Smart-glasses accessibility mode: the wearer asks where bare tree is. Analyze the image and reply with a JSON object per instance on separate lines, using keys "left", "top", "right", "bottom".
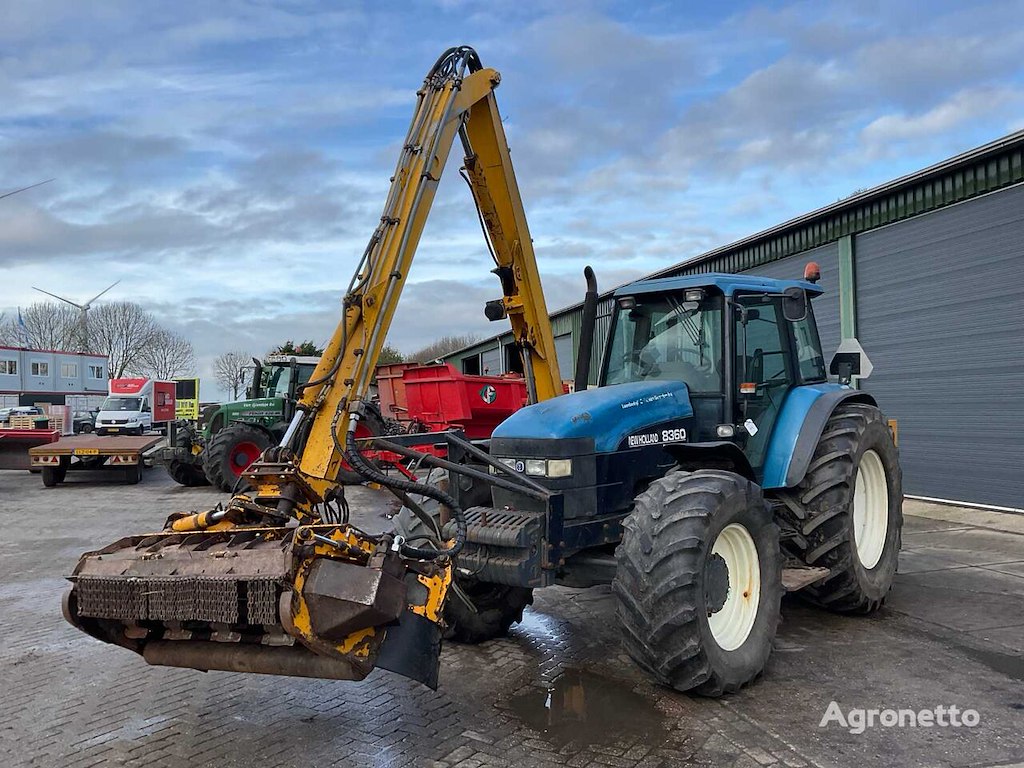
{"left": 1, "top": 301, "right": 80, "bottom": 350}
{"left": 88, "top": 302, "right": 160, "bottom": 378}
{"left": 408, "top": 334, "right": 480, "bottom": 363}
{"left": 130, "top": 328, "right": 195, "bottom": 380}
{"left": 214, "top": 351, "right": 251, "bottom": 400}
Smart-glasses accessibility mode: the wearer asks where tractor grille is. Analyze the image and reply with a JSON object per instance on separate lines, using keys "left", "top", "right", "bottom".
{"left": 76, "top": 575, "right": 281, "bottom": 625}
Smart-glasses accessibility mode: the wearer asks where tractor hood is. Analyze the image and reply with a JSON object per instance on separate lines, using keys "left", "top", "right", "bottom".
{"left": 492, "top": 380, "right": 693, "bottom": 454}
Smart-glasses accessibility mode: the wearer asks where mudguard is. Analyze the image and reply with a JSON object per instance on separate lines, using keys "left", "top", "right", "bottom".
{"left": 761, "top": 384, "right": 876, "bottom": 489}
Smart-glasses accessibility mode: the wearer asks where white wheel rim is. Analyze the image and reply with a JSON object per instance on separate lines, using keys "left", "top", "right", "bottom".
{"left": 707, "top": 523, "right": 760, "bottom": 652}
{"left": 853, "top": 449, "right": 889, "bottom": 569}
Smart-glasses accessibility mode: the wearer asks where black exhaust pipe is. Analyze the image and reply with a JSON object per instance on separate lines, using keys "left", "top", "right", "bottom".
{"left": 574, "top": 266, "right": 598, "bottom": 393}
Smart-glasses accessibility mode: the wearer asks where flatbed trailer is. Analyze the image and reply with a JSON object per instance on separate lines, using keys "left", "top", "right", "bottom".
{"left": 29, "top": 434, "right": 163, "bottom": 487}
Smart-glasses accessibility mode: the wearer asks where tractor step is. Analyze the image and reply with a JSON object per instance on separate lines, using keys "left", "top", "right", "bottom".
{"left": 781, "top": 565, "right": 830, "bottom": 592}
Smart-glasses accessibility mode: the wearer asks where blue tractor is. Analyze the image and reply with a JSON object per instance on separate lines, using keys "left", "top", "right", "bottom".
{"left": 395, "top": 267, "right": 902, "bottom": 695}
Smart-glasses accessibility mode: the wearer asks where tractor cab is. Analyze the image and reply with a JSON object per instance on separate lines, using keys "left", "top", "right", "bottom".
{"left": 600, "top": 272, "right": 827, "bottom": 475}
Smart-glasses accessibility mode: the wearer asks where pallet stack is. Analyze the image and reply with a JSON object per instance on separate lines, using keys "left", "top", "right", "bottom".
{"left": 8, "top": 413, "right": 65, "bottom": 432}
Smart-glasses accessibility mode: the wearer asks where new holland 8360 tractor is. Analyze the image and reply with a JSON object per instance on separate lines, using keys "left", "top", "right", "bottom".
{"left": 63, "top": 46, "right": 901, "bottom": 698}
{"left": 395, "top": 266, "right": 902, "bottom": 695}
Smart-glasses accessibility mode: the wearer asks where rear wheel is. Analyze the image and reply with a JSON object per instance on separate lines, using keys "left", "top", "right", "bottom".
{"left": 166, "top": 458, "right": 210, "bottom": 487}
{"left": 203, "top": 424, "right": 273, "bottom": 492}
{"left": 392, "top": 473, "right": 533, "bottom": 643}
{"left": 778, "top": 403, "right": 902, "bottom": 613}
{"left": 613, "top": 470, "right": 782, "bottom": 696}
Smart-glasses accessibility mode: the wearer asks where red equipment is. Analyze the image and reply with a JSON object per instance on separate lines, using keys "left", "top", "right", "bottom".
{"left": 369, "top": 363, "right": 529, "bottom": 476}
{"left": 402, "top": 363, "right": 526, "bottom": 439}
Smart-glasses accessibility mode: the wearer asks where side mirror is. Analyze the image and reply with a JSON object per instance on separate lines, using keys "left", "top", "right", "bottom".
{"left": 829, "top": 352, "right": 860, "bottom": 385}
{"left": 782, "top": 287, "right": 807, "bottom": 322}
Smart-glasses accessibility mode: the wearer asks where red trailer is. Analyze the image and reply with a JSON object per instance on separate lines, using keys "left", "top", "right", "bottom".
{"left": 366, "top": 363, "right": 529, "bottom": 477}
{"left": 401, "top": 363, "right": 527, "bottom": 439}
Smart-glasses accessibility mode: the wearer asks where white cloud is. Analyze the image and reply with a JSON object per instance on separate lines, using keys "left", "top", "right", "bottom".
{"left": 2, "top": 0, "right": 1023, "bottom": 398}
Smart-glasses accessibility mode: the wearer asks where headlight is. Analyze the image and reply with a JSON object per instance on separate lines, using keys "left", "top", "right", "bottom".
{"left": 524, "top": 459, "right": 547, "bottom": 476}
{"left": 546, "top": 459, "right": 572, "bottom": 478}
{"left": 494, "top": 457, "right": 572, "bottom": 478}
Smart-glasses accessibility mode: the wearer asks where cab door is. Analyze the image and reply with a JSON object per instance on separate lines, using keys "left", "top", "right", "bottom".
{"left": 733, "top": 294, "right": 795, "bottom": 474}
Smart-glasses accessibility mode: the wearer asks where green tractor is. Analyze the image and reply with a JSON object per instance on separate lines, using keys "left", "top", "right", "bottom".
{"left": 162, "top": 355, "right": 320, "bottom": 491}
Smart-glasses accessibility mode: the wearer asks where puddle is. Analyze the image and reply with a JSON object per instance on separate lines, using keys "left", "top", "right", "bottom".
{"left": 507, "top": 668, "right": 669, "bottom": 748}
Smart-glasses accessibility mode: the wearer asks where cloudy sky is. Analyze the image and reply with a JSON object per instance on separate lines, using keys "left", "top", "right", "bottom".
{"left": 2, "top": 0, "right": 1023, "bottom": 397}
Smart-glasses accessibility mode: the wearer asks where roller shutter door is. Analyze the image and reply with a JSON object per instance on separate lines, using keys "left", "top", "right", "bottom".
{"left": 743, "top": 242, "right": 842, "bottom": 358}
{"left": 856, "top": 183, "right": 1024, "bottom": 508}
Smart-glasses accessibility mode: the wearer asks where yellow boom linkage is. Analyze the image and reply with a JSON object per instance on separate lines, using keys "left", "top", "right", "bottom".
{"left": 62, "top": 46, "right": 561, "bottom": 690}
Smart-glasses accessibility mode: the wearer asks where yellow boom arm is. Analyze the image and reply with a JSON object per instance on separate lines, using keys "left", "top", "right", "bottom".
{"left": 287, "top": 46, "right": 561, "bottom": 496}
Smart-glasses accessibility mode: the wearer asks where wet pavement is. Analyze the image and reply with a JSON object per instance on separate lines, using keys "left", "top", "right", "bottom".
{"left": 0, "top": 468, "right": 1022, "bottom": 768}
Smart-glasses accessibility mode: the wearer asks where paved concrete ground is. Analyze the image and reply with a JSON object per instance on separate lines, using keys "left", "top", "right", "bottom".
{"left": 0, "top": 467, "right": 1021, "bottom": 768}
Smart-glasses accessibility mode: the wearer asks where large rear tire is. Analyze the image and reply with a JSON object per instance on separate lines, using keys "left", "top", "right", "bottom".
{"left": 613, "top": 470, "right": 782, "bottom": 696}
{"left": 778, "top": 403, "right": 902, "bottom": 613}
{"left": 392, "top": 473, "right": 533, "bottom": 643}
{"left": 166, "top": 458, "right": 210, "bottom": 487}
{"left": 203, "top": 423, "right": 273, "bottom": 492}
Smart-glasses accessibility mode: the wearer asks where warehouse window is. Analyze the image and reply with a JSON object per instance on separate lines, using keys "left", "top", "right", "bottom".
{"left": 461, "top": 356, "right": 480, "bottom": 375}
{"left": 503, "top": 344, "right": 524, "bottom": 375}
{"left": 31, "top": 362, "right": 49, "bottom": 377}
{"left": 481, "top": 347, "right": 501, "bottom": 375}
{"left": 61, "top": 363, "right": 78, "bottom": 378}
{"left": 88, "top": 365, "right": 104, "bottom": 379}
{"left": 0, "top": 360, "right": 16, "bottom": 375}
{"left": 554, "top": 333, "right": 574, "bottom": 380}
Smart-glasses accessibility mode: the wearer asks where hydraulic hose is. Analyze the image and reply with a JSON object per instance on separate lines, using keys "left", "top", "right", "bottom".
{"left": 342, "top": 403, "right": 467, "bottom": 560}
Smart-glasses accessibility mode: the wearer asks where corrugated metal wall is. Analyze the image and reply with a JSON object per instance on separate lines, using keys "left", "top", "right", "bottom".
{"left": 856, "top": 183, "right": 1024, "bottom": 508}
{"left": 742, "top": 242, "right": 842, "bottom": 359}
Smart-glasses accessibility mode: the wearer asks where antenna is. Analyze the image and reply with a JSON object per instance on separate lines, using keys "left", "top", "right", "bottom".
{"left": 31, "top": 280, "right": 120, "bottom": 352}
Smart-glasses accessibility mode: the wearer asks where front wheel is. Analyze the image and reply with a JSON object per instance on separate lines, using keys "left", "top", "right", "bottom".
{"left": 203, "top": 423, "right": 273, "bottom": 492}
{"left": 779, "top": 403, "right": 903, "bottom": 613}
{"left": 392, "top": 475, "right": 532, "bottom": 643}
{"left": 613, "top": 470, "right": 782, "bottom": 696}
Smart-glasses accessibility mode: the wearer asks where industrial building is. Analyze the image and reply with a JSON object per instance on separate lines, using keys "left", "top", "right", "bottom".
{"left": 446, "top": 131, "right": 1024, "bottom": 510}
{"left": 0, "top": 346, "right": 110, "bottom": 410}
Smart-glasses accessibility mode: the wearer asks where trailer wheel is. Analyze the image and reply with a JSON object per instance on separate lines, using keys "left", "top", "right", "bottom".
{"left": 613, "top": 470, "right": 782, "bottom": 696}
{"left": 166, "top": 459, "right": 210, "bottom": 487}
{"left": 42, "top": 466, "right": 66, "bottom": 487}
{"left": 392, "top": 473, "right": 533, "bottom": 643}
{"left": 203, "top": 423, "right": 273, "bottom": 492}
{"left": 124, "top": 462, "right": 143, "bottom": 485}
{"left": 778, "top": 403, "right": 902, "bottom": 613}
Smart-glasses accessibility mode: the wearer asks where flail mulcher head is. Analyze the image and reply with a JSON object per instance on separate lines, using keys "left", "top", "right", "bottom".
{"left": 63, "top": 494, "right": 454, "bottom": 689}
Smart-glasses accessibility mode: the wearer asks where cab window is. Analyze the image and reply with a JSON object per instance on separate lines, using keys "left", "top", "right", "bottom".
{"left": 604, "top": 294, "right": 723, "bottom": 392}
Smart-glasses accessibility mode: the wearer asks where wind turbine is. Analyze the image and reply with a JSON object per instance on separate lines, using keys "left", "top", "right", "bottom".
{"left": 32, "top": 281, "right": 120, "bottom": 352}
